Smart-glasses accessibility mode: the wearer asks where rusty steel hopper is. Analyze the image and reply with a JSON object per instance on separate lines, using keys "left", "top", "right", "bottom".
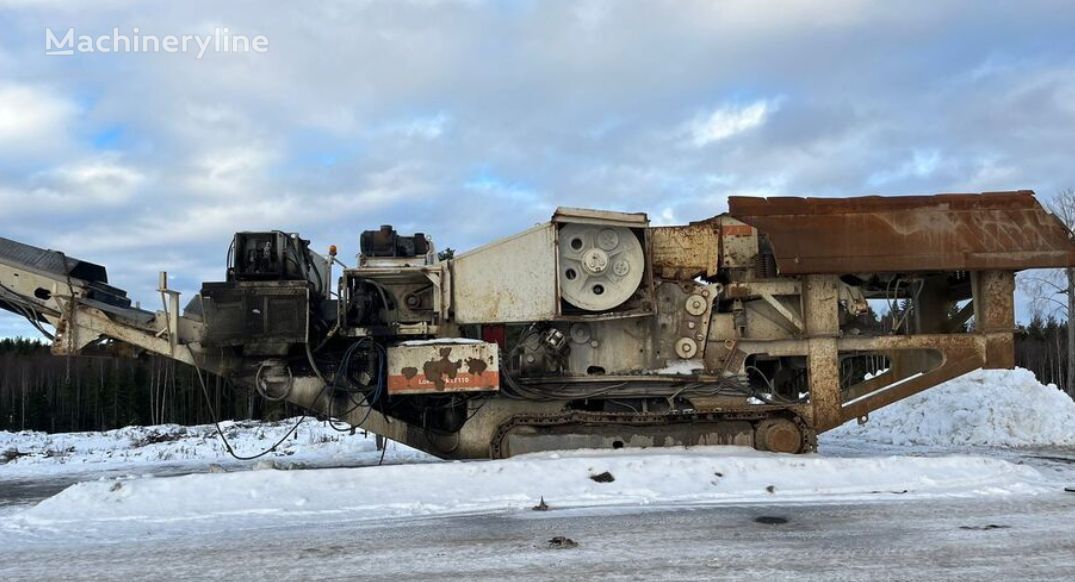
{"left": 728, "top": 190, "right": 1075, "bottom": 274}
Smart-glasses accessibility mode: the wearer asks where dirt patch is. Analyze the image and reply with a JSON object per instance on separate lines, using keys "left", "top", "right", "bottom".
{"left": 131, "top": 431, "right": 185, "bottom": 448}
{"left": 44, "top": 446, "right": 74, "bottom": 458}
{"left": 548, "top": 536, "right": 578, "bottom": 549}
{"left": 754, "top": 516, "right": 788, "bottom": 525}
{"left": 589, "top": 471, "right": 615, "bottom": 483}
{"left": 0, "top": 448, "right": 30, "bottom": 464}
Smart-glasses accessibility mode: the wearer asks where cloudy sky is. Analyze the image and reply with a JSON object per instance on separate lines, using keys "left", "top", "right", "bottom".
{"left": 2, "top": 0, "right": 1075, "bottom": 337}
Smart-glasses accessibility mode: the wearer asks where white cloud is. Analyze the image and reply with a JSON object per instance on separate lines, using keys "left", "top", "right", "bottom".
{"left": 0, "top": 83, "right": 77, "bottom": 151}
{"left": 52, "top": 196, "right": 313, "bottom": 254}
{"left": 0, "top": 155, "right": 145, "bottom": 214}
{"left": 572, "top": 0, "right": 613, "bottom": 32}
{"left": 46, "top": 156, "right": 146, "bottom": 203}
{"left": 696, "top": 0, "right": 874, "bottom": 31}
{"left": 380, "top": 113, "right": 451, "bottom": 141}
{"left": 686, "top": 100, "right": 776, "bottom": 147}
{"left": 186, "top": 145, "right": 280, "bottom": 197}
{"left": 653, "top": 207, "right": 678, "bottom": 226}
{"left": 867, "top": 149, "right": 942, "bottom": 187}
{"left": 321, "top": 163, "right": 436, "bottom": 212}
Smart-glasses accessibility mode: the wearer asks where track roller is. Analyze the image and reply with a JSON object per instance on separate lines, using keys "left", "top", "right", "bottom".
{"left": 753, "top": 418, "right": 805, "bottom": 453}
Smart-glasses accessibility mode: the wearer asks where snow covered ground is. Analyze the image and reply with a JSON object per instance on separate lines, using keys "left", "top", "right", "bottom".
{"left": 0, "top": 418, "right": 433, "bottom": 479}
{"left": 0, "top": 368, "right": 1073, "bottom": 580}
{"left": 4, "top": 446, "right": 1054, "bottom": 534}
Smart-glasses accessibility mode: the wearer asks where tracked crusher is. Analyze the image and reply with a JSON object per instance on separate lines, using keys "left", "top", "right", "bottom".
{"left": 2, "top": 190, "right": 1074, "bottom": 459}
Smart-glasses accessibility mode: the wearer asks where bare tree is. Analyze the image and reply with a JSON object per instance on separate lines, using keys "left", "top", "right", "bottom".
{"left": 1020, "top": 188, "right": 1075, "bottom": 397}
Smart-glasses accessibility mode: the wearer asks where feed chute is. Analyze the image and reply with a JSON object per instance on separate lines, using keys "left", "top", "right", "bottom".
{"left": 1, "top": 190, "right": 1073, "bottom": 460}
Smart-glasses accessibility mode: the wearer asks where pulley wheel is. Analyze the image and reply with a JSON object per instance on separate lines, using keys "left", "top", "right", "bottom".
{"left": 559, "top": 224, "right": 644, "bottom": 311}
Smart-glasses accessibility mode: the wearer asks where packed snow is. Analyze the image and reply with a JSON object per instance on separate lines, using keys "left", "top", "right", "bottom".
{"left": 825, "top": 368, "right": 1075, "bottom": 447}
{"left": 0, "top": 418, "right": 432, "bottom": 479}
{"left": 3, "top": 446, "right": 1053, "bottom": 534}
{"left": 1, "top": 367, "right": 1073, "bottom": 536}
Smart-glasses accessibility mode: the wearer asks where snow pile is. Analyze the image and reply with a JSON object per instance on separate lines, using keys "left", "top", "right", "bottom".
{"left": 826, "top": 368, "right": 1075, "bottom": 447}
{"left": 0, "top": 418, "right": 431, "bottom": 478}
{"left": 5, "top": 447, "right": 1050, "bottom": 532}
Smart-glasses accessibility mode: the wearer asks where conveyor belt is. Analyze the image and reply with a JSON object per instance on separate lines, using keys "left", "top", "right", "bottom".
{"left": 0, "top": 236, "right": 132, "bottom": 309}
{"left": 0, "top": 236, "right": 109, "bottom": 282}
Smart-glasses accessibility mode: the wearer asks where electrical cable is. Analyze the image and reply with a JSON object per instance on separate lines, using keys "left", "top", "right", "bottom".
{"left": 320, "top": 338, "right": 387, "bottom": 432}
{"left": 0, "top": 282, "right": 56, "bottom": 340}
{"left": 226, "top": 238, "right": 235, "bottom": 272}
{"left": 188, "top": 345, "right": 307, "bottom": 461}
{"left": 254, "top": 361, "right": 294, "bottom": 402}
{"left": 884, "top": 276, "right": 924, "bottom": 334}
{"left": 312, "top": 322, "right": 339, "bottom": 353}
{"left": 304, "top": 247, "right": 326, "bottom": 296}
{"left": 350, "top": 277, "right": 393, "bottom": 318}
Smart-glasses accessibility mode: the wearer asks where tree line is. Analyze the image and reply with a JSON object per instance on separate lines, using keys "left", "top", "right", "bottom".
{"left": 1014, "top": 315, "right": 1074, "bottom": 394}
{"left": 0, "top": 337, "right": 296, "bottom": 433}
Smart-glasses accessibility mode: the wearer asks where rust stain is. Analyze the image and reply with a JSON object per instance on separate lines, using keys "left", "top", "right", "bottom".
{"left": 975, "top": 271, "right": 1015, "bottom": 333}
{"left": 650, "top": 223, "right": 719, "bottom": 280}
{"left": 401, "top": 367, "right": 418, "bottom": 380}
{"left": 466, "top": 357, "right": 488, "bottom": 375}
{"left": 422, "top": 347, "right": 461, "bottom": 391}
{"left": 727, "top": 191, "right": 1075, "bottom": 274}
{"left": 721, "top": 224, "right": 754, "bottom": 237}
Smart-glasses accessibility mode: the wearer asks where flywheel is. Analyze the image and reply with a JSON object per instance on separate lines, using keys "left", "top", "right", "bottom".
{"left": 558, "top": 224, "right": 644, "bottom": 311}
